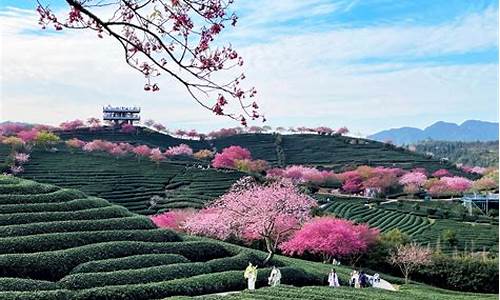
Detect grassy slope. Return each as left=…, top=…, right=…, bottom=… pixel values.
left=168, top=285, right=497, bottom=300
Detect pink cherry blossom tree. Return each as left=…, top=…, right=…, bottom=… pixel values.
left=280, top=217, right=379, bottom=264
left=149, top=147, right=165, bottom=165
left=108, top=145, right=127, bottom=158
left=150, top=209, right=196, bottom=231
left=211, top=145, right=251, bottom=169
left=184, top=177, right=316, bottom=264
left=336, top=127, right=349, bottom=135
left=432, top=169, right=451, bottom=178
left=59, top=119, right=84, bottom=131
left=164, top=144, right=193, bottom=157
left=66, top=138, right=86, bottom=150
left=132, top=145, right=152, bottom=161
left=388, top=242, right=432, bottom=284
left=14, top=153, right=30, bottom=165
left=399, top=171, right=427, bottom=195
left=37, top=0, right=262, bottom=125
left=17, top=129, right=39, bottom=143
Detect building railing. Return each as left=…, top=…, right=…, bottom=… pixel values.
left=103, top=115, right=140, bottom=120
left=103, top=106, right=141, bottom=113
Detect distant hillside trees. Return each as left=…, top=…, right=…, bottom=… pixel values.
left=410, top=140, right=498, bottom=167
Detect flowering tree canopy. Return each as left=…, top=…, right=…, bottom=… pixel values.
left=150, top=209, right=195, bottom=231
left=388, top=242, right=432, bottom=284
left=17, top=129, right=39, bottom=143
left=59, top=119, right=85, bottom=131
left=164, top=144, right=193, bottom=156
left=211, top=145, right=251, bottom=169
left=37, top=0, right=262, bottom=125
left=149, top=147, right=164, bottom=164
left=280, top=217, right=379, bottom=263
left=184, top=177, right=316, bottom=264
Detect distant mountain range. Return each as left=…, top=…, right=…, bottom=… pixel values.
left=369, top=120, right=499, bottom=145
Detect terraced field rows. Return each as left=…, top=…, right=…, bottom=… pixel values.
left=0, top=145, right=242, bottom=215
left=321, top=199, right=432, bottom=237
left=0, top=176, right=316, bottom=299
left=319, top=197, right=498, bottom=253
left=159, top=168, right=245, bottom=210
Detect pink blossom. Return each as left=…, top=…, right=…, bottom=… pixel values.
left=108, top=146, right=126, bottom=157
left=280, top=217, right=379, bottom=261
left=17, top=129, right=39, bottom=143
left=150, top=148, right=165, bottom=163
left=66, top=138, right=86, bottom=149
left=184, top=178, right=316, bottom=262
left=211, top=146, right=251, bottom=169
left=120, top=123, right=136, bottom=134
left=59, top=119, right=84, bottom=131
left=10, top=165, right=24, bottom=174
left=336, top=127, right=349, bottom=135
left=164, top=144, right=193, bottom=157
left=399, top=172, right=427, bottom=186
left=133, top=145, right=152, bottom=159
left=150, top=210, right=196, bottom=231
left=432, top=169, right=451, bottom=178
left=14, top=153, right=30, bottom=164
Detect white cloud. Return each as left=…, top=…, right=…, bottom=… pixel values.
left=0, top=5, right=498, bottom=135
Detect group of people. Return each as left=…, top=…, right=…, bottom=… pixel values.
left=245, top=262, right=381, bottom=291
left=244, top=263, right=281, bottom=290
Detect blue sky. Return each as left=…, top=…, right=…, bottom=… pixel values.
left=1, top=0, right=498, bottom=135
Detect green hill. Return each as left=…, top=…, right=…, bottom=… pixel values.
left=57, top=127, right=469, bottom=174
left=0, top=176, right=495, bottom=300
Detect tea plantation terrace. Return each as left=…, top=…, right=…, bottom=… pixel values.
left=0, top=145, right=243, bottom=215
left=0, top=176, right=320, bottom=299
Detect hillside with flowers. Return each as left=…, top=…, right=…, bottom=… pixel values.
left=0, top=120, right=498, bottom=298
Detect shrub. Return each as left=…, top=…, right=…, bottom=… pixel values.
left=415, top=255, right=499, bottom=293
left=0, top=241, right=229, bottom=280
left=71, top=254, right=190, bottom=274
left=0, top=216, right=154, bottom=238
left=0, top=189, right=85, bottom=205
left=74, top=267, right=315, bottom=300
left=0, top=229, right=180, bottom=254
left=0, top=278, right=57, bottom=292
left=0, top=205, right=133, bottom=226
left=0, top=197, right=109, bottom=214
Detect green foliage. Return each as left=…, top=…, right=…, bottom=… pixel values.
left=412, top=140, right=498, bottom=168
left=414, top=254, right=499, bottom=293
left=442, top=229, right=458, bottom=247
left=70, top=254, right=190, bottom=274
left=35, top=131, right=60, bottom=148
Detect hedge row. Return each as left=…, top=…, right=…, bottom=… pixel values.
left=0, top=205, right=133, bottom=226
left=0, top=216, right=155, bottom=238
left=0, top=182, right=59, bottom=195
left=0, top=229, right=180, bottom=254
left=61, top=252, right=259, bottom=289
left=73, top=267, right=313, bottom=300
left=70, top=253, right=190, bottom=274
left=0, top=277, right=58, bottom=292
left=0, top=198, right=110, bottom=214
left=0, top=241, right=228, bottom=280
left=0, top=189, right=85, bottom=205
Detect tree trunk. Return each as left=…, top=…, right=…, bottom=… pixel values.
left=263, top=237, right=275, bottom=266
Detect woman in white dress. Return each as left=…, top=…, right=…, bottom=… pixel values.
left=244, top=262, right=258, bottom=290
left=268, top=266, right=282, bottom=287
left=328, top=269, right=340, bottom=287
